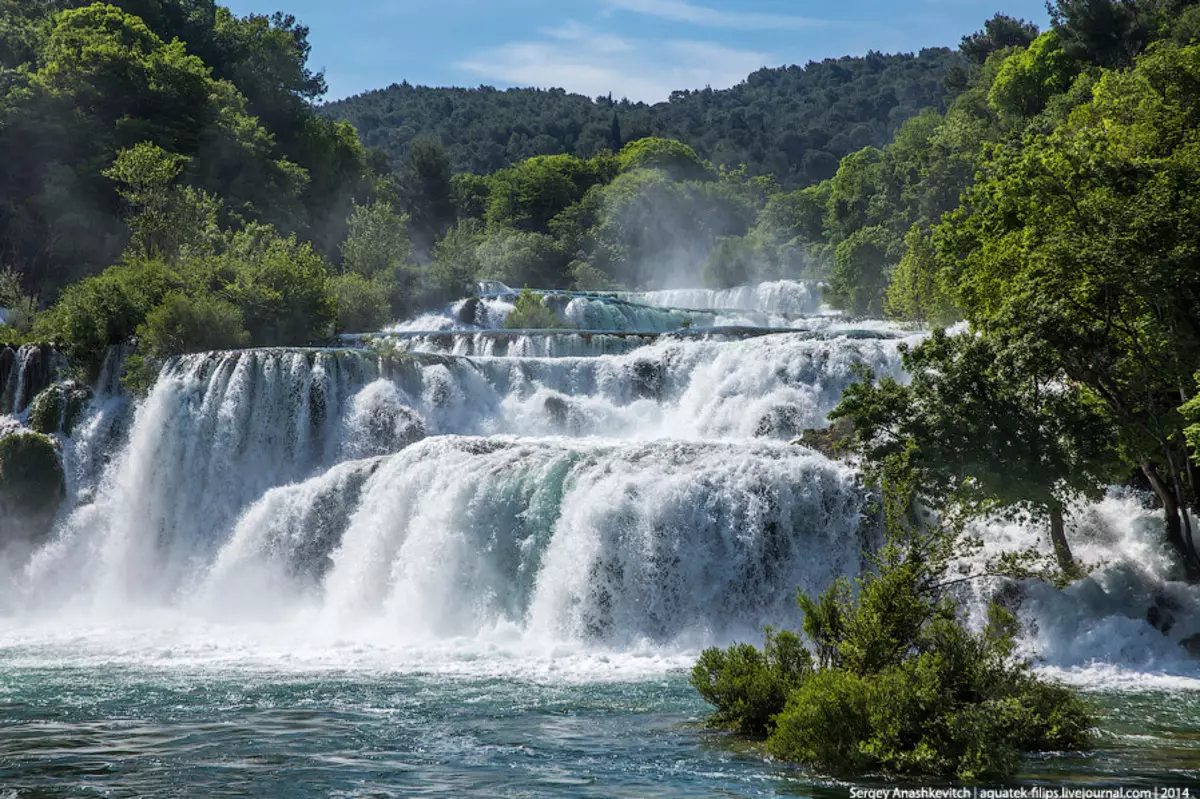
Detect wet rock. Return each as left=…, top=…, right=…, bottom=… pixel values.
left=456, top=297, right=480, bottom=326
left=0, top=431, right=65, bottom=548
left=631, top=360, right=664, bottom=401
left=1147, top=593, right=1180, bottom=636
left=543, top=395, right=570, bottom=427
left=754, top=405, right=806, bottom=439
left=1181, top=634, right=1200, bottom=658
left=795, top=418, right=855, bottom=459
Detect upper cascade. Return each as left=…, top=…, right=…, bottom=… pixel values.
left=620, top=280, right=823, bottom=317
left=380, top=280, right=826, bottom=335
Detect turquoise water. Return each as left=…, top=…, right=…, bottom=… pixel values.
left=3, top=654, right=1198, bottom=797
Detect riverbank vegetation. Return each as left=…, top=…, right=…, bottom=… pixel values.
left=692, top=478, right=1094, bottom=780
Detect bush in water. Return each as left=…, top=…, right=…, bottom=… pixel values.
left=504, top=289, right=565, bottom=330
left=690, top=521, right=1093, bottom=780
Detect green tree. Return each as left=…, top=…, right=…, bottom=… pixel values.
left=936, top=41, right=1200, bottom=572
left=884, top=226, right=958, bottom=326
left=961, top=13, right=1041, bottom=64
left=340, top=200, right=410, bottom=278
left=332, top=272, right=390, bottom=333
left=832, top=331, right=1120, bottom=574
left=398, top=135, right=455, bottom=256
left=219, top=223, right=334, bottom=346
left=617, top=137, right=711, bottom=181
left=828, top=226, right=892, bottom=316
left=104, top=142, right=224, bottom=261
left=988, top=31, right=1082, bottom=122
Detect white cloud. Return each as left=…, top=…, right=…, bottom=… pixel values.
left=602, top=0, right=822, bottom=30
left=457, top=25, right=768, bottom=103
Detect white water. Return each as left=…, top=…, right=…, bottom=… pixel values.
left=2, top=282, right=1198, bottom=691
left=623, top=280, right=822, bottom=317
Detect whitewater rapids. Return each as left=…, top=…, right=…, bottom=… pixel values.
left=1, top=280, right=1197, bottom=693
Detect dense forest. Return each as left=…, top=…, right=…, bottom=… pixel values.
left=322, top=49, right=964, bottom=188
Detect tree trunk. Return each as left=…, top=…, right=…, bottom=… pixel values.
left=1048, top=504, right=1077, bottom=577
left=1142, top=461, right=1200, bottom=579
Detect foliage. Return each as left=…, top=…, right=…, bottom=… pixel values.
left=504, top=288, right=564, bottom=329
left=0, top=0, right=372, bottom=300
left=934, top=40, right=1200, bottom=572
left=326, top=49, right=965, bottom=189
left=961, top=13, right=1041, bottom=65
left=829, top=226, right=892, bottom=316
left=218, top=223, right=334, bottom=347
left=691, top=628, right=812, bottom=736
left=692, top=517, right=1094, bottom=780
left=332, top=272, right=390, bottom=333
left=340, top=200, right=411, bottom=278
left=136, top=291, right=249, bottom=359
left=988, top=32, right=1081, bottom=122
left=831, top=330, right=1121, bottom=574
left=617, top=137, right=710, bottom=181
left=884, top=226, right=959, bottom=326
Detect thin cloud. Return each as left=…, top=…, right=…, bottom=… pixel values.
left=457, top=25, right=769, bottom=103
left=602, top=0, right=823, bottom=30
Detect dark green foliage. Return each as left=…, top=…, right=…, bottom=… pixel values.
left=27, top=386, right=62, bottom=435
left=691, top=628, right=812, bottom=735
left=831, top=331, right=1121, bottom=574
left=136, top=291, right=249, bottom=358
left=504, top=288, right=563, bottom=330
left=961, top=13, right=1041, bottom=64
left=0, top=0, right=373, bottom=299
left=27, top=381, right=91, bottom=435
left=691, top=523, right=1094, bottom=780
left=325, top=50, right=965, bottom=190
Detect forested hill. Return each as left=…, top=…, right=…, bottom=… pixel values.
left=322, top=49, right=964, bottom=188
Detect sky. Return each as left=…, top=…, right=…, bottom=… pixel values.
left=222, top=0, right=1053, bottom=104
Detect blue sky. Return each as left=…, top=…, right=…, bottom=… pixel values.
left=223, top=0, right=1052, bottom=103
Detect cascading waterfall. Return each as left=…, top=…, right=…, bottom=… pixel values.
left=3, top=280, right=1198, bottom=690
left=622, top=280, right=823, bottom=317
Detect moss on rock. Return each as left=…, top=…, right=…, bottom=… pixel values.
left=0, top=431, right=65, bottom=545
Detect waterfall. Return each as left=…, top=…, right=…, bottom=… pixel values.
left=4, top=280, right=1197, bottom=685
left=623, top=280, right=823, bottom=317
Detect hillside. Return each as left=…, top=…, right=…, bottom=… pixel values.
left=322, top=48, right=964, bottom=188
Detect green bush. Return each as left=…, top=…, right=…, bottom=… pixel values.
left=220, top=224, right=335, bottom=347
left=504, top=288, right=564, bottom=329
left=137, top=292, right=250, bottom=359
left=691, top=528, right=1094, bottom=780
left=333, top=273, right=391, bottom=333
left=691, top=628, right=812, bottom=735
left=35, top=258, right=181, bottom=381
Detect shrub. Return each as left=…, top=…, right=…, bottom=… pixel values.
left=504, top=288, right=564, bottom=329
left=220, top=225, right=335, bottom=347
left=692, top=628, right=812, bottom=736
left=137, top=292, right=250, bottom=359
left=691, top=524, right=1094, bottom=780
left=333, top=273, right=391, bottom=333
